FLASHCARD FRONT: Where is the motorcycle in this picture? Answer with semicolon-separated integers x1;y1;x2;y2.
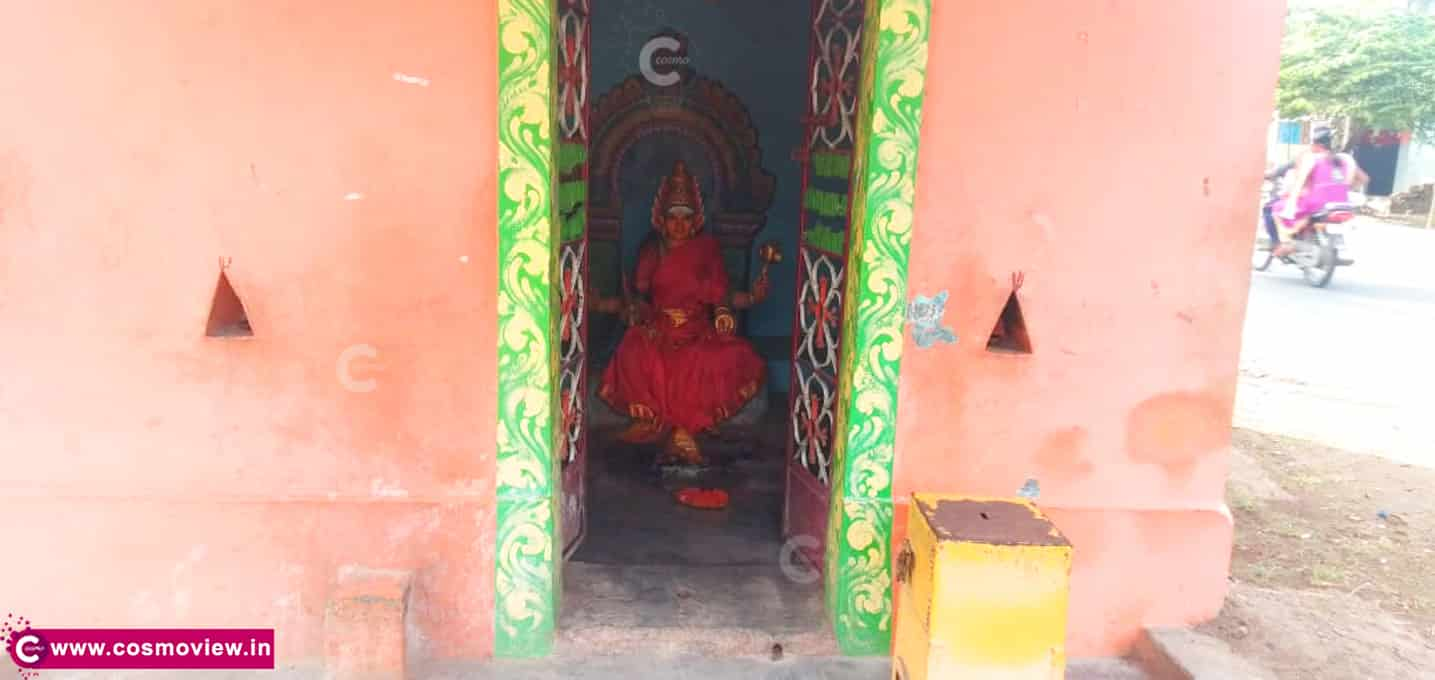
1252;180;1357;288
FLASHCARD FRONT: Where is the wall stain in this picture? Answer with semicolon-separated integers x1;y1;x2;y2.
1125;392;1227;480
1034;426;1093;481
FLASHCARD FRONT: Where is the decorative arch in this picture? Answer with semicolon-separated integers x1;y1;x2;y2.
587;73;777;247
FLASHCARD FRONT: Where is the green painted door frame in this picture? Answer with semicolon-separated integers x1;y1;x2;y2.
495;0;931;658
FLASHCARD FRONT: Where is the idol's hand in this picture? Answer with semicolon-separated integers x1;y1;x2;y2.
593;295;622;314
750;274;770;303
663;308;689;327
731;280;768;311
621;300;647;326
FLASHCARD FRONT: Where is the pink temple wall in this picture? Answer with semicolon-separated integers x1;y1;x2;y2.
0;0;499;664
0;0;1285;665
892;0;1285;655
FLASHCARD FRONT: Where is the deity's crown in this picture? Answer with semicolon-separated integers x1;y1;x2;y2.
652;160;705;228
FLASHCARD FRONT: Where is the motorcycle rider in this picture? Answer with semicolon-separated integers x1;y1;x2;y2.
1262;160;1295;251
1268;126;1363;257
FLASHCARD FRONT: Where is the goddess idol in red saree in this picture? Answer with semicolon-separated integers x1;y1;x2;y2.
596;161;770;465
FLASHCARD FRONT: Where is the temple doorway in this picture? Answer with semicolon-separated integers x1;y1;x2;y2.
494;0;931;658
554;0;834;654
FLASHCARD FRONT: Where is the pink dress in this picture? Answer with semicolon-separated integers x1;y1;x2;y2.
1273;153;1350;235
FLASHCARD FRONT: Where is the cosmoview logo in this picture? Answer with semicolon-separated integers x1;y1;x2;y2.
639;36;689;86
14;632;45;665
3;614;275;676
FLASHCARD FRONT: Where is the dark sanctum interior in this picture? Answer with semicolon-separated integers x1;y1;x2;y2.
552;0;859;654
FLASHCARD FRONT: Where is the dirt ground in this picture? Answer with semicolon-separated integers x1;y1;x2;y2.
1199;429;1435;679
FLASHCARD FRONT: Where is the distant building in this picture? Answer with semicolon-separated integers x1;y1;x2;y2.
1267;117;1435;195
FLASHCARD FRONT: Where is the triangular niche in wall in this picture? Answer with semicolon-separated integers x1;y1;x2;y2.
205;270;253;338
986;290;1031;354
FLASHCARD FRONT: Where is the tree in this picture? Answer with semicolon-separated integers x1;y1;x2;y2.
1276;7;1435;140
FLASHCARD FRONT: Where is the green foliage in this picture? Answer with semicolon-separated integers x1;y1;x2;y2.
1277;8;1435;139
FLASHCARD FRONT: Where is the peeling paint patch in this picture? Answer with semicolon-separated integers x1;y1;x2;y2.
370;478;409;498
337;564;413;582
392;72;431;87
444;478;488;496
907;291;957;348
1029;210;1054;238
344;192;364;201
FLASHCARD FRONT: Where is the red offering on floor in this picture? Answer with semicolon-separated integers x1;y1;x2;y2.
674;487;729;509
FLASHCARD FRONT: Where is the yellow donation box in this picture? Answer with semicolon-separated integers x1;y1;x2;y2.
892;494;1073;680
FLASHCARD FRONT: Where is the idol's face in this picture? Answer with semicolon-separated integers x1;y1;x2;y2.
661;211;696;241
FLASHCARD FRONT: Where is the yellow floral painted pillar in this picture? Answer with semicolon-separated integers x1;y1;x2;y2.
827;0;931;656
495;0;562;659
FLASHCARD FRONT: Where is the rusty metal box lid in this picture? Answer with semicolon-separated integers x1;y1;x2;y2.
913;494;1071;548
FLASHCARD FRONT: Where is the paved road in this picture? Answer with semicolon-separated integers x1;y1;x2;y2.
1235;218;1435;466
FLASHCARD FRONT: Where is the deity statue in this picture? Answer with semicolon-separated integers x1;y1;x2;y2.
594;160;777;466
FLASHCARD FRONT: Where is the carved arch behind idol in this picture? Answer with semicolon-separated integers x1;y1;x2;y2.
588;73;777;248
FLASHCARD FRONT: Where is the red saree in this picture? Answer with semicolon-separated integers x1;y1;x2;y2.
598;234;765;433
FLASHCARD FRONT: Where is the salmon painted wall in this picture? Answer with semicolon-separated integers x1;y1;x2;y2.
0;0;498;664
893;1;1285;655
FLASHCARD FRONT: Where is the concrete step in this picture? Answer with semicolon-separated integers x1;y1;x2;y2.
418;656;1148;680
34;656;1149;680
